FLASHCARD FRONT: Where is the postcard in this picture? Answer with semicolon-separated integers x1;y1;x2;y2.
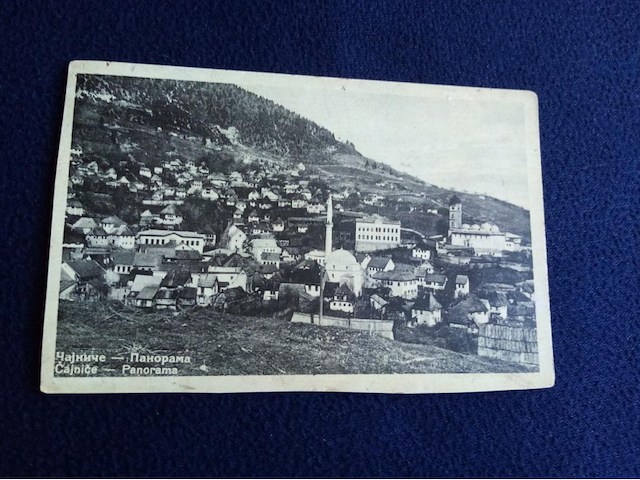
41;61;553;393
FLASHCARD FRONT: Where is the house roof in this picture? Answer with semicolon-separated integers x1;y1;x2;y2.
138;229;204;239
101;215;126;226
356;214;400;225
137;285;160;300
260;263;279;274
323;281;339;298
289;265;322;285
133;252;163;268
156;288;180;300
160;270;192;288
372;270;416;282
354;253;370;264
368;256;393;269
449;194;461;205
72;217;97;229
334;283;355;300
455;275;469;285
112;251;136;266
424;274;447;284
89;227;108;236
412;293;442;312
130;274;162;292
482;291;509;307
64;260;105;279
261;252;281;262
198;273;218;288
179;287;197;299
160;205;177;215
455;294;488;314
370;294;388;306
165;250;202;261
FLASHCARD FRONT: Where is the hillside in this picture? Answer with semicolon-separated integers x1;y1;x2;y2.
71;74;531;240
55;302;531;376
75;74;357;160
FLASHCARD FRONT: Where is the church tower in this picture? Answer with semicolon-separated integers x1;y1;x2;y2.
325;194;333;256
449;195;462;231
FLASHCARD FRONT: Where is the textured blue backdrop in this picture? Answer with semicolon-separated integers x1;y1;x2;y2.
1;0;639;477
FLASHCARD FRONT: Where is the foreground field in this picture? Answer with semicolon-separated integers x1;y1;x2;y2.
54;301;531;376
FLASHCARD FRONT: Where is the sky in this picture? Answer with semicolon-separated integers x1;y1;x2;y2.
234;79;530;210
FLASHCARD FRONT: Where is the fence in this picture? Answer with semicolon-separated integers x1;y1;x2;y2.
477;323;538;366
291;312;394;340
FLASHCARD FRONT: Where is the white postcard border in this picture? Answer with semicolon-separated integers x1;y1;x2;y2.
41;60;554;394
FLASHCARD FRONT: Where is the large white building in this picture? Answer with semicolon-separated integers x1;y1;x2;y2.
447;196;522;253
355;214;401;252
250;237;282;263
137;230;206;253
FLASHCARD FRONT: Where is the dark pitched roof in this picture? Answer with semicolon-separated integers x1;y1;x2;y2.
481;291;509;307
354;253;370;263
160;270;191;288
101;215;126;226
261;252;281;262
289;264;322;285
137;285;159;300
323;281;339;298
179;287;197;299
449;194;461;205
373;270;416;282
156;288;180;300
368;256;393;269
424;274;447;284
64;260;105;279
412;293;442;312
333;283;355;301
112;251;136;266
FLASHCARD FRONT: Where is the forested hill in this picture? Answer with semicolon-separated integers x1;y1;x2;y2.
75;74;359;160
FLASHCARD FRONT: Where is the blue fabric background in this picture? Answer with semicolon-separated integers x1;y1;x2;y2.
1;0;638;476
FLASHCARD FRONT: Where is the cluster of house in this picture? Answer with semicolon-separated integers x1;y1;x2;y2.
61;180;535;335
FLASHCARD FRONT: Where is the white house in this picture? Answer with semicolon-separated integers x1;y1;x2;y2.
66;199;85;217
71;217;97;234
372;270;419;299
411;293;443;327
423;274;447;292
412;242;432;261
250;237;282;264
329;284;356;314
206;266;248;291
366;256;395;277
100;216;127;234
271;217;285;232
197;273;219;306
201;188;219;201
304;249;326;266
137;230;206;253
455;275;470;298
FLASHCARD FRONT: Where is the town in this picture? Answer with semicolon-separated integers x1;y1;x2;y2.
61;148;538;367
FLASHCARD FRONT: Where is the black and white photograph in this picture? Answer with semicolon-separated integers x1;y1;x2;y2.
41;61;553;393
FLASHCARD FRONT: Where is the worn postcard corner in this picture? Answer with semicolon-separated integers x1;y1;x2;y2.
41;60;554;394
